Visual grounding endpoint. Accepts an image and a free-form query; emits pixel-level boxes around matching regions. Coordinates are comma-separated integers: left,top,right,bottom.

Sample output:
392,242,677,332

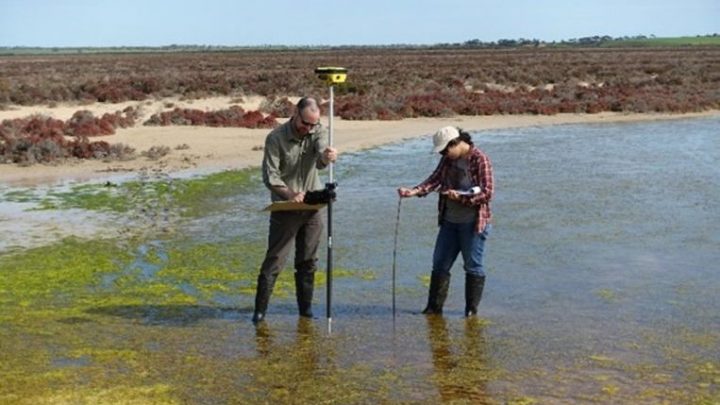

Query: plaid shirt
414,146,494,233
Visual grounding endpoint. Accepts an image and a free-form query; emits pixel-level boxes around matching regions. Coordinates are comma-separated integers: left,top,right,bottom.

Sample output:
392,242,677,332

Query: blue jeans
432,222,491,277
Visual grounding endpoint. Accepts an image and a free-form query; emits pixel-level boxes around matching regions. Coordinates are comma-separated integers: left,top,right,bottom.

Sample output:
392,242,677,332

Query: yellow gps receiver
314,67,347,84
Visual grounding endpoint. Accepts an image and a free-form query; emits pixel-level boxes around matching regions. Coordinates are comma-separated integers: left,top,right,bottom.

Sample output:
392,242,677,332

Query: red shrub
64,108,137,137
143,107,278,128
261,97,295,117
0,113,130,164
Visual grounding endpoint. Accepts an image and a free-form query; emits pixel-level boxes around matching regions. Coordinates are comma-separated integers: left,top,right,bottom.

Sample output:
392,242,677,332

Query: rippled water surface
1,117,719,403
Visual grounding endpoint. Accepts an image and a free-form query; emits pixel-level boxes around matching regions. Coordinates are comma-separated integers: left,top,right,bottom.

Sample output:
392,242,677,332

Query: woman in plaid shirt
398,126,494,316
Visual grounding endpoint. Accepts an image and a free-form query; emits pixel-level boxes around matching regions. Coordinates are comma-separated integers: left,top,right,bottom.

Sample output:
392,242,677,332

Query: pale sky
1,0,718,47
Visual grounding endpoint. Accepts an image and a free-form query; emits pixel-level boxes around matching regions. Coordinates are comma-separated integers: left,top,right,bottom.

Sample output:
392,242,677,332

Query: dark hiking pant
258,209,323,283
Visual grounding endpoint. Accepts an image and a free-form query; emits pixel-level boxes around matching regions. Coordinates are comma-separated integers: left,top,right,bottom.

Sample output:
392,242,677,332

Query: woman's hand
442,190,461,201
397,187,419,198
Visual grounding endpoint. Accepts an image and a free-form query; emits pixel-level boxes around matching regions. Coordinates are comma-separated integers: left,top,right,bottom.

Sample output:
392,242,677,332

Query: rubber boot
464,273,485,317
422,272,451,315
294,272,315,318
252,273,277,324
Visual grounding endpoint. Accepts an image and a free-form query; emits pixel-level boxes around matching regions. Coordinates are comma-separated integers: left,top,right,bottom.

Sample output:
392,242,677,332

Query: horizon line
3,33,719,50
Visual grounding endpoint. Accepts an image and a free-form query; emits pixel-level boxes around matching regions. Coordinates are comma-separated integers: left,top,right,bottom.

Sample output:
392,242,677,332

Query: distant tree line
1,34,719,55
440,34,720,49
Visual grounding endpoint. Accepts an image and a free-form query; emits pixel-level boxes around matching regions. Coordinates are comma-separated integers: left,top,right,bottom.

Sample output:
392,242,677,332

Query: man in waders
397,126,494,316
252,97,338,324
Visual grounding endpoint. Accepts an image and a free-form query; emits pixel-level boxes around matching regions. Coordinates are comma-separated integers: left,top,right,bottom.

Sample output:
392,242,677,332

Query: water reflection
253,318,322,379
254,321,274,358
426,316,491,403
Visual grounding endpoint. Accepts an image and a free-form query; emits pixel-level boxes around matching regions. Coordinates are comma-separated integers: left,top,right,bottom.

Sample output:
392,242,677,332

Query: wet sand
2,97,718,186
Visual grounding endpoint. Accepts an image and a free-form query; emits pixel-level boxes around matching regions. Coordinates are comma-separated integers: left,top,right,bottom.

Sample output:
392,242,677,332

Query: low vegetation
1,47,717,115
0,108,139,164
1,46,719,163
143,105,278,128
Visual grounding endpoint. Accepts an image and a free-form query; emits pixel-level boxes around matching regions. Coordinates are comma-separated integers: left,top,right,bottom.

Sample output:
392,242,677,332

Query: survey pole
314,67,347,334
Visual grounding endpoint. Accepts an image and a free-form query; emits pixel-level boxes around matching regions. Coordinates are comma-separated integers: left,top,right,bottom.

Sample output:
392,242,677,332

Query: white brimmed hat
432,126,460,153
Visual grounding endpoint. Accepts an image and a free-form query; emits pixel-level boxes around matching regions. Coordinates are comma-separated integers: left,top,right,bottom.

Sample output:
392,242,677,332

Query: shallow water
1,117,719,403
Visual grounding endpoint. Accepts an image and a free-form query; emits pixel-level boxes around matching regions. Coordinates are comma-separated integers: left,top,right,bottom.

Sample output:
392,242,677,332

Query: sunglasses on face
298,116,320,128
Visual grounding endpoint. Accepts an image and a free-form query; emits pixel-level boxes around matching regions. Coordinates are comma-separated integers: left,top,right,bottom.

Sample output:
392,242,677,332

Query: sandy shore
2,97,718,186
